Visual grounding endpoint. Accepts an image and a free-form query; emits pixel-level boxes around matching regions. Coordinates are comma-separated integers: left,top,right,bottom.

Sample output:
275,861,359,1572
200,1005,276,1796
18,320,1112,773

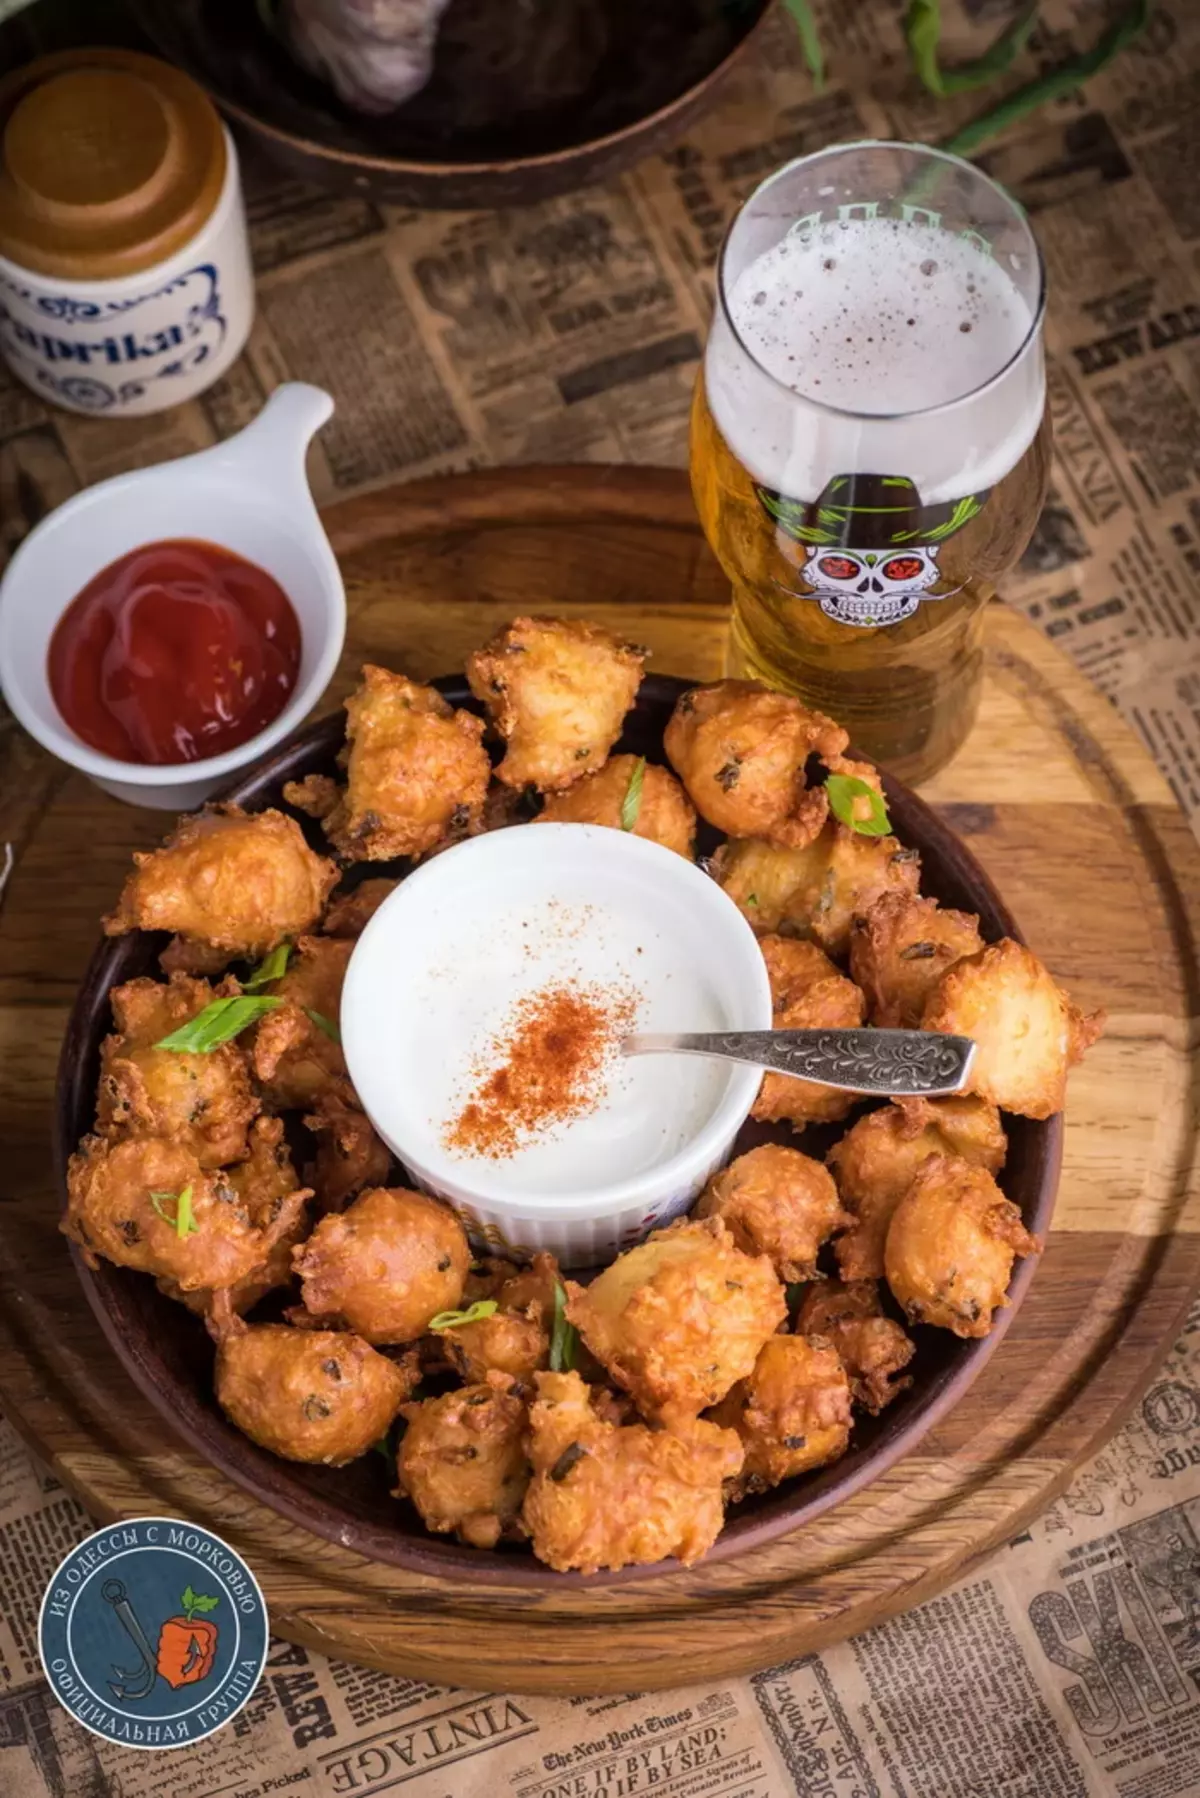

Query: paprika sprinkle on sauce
446,981,638,1160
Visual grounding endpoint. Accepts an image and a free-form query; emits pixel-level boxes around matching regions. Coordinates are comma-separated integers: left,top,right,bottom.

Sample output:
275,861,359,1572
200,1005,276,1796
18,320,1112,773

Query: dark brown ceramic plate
134,0,772,208
55,674,1061,1587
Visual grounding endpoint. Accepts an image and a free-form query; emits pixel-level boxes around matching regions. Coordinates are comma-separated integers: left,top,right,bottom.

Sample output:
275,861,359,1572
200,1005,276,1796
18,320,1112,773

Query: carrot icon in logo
156,1586,220,1688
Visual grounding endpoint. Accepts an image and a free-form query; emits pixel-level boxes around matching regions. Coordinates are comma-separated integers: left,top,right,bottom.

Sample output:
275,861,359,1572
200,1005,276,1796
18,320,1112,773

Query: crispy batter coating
97,974,258,1167
215,1323,413,1464
251,935,353,1111
849,891,984,1028
710,1335,852,1498
536,754,696,857
103,806,337,960
441,1252,559,1384
694,1143,851,1282
751,935,867,1127
664,680,847,848
522,1370,742,1573
303,1092,392,1214
321,878,399,938
884,1154,1040,1337
794,1279,915,1413
566,1216,785,1424
466,615,645,792
712,822,920,958
293,1186,469,1343
63,1130,310,1293
297,666,490,861
922,937,1105,1119
396,1373,529,1548
828,1094,1007,1281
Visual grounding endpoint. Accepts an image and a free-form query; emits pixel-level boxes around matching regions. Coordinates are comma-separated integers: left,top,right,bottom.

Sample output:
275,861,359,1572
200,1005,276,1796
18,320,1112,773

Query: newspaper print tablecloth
2,2,1199,1792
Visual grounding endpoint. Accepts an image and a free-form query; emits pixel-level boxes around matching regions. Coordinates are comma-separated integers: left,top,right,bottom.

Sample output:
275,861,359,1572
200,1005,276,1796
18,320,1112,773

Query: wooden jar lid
0,48,226,281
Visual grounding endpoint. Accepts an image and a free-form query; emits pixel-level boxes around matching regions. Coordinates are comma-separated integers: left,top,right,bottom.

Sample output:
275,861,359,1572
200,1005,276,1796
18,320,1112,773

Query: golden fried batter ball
694,1143,851,1282
536,754,696,857
884,1153,1040,1337
664,680,847,848
466,614,645,792
440,1252,559,1385
97,974,258,1168
849,891,984,1028
522,1370,742,1573
215,1323,414,1465
713,823,920,958
828,1094,1006,1281
566,1215,785,1424
63,1130,310,1293
251,935,353,1111
750,935,867,1127
922,937,1104,1120
794,1279,915,1413
103,805,337,962
292,666,490,861
303,1092,392,1214
293,1186,469,1343
321,878,398,938
396,1374,529,1548
709,1335,852,1498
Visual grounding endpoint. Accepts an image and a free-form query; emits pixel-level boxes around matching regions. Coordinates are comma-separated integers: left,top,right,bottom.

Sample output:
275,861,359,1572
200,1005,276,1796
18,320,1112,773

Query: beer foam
707,216,1043,504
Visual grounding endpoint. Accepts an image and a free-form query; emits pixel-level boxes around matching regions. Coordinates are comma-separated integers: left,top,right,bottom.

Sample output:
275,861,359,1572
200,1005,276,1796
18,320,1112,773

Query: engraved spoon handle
620,1028,976,1098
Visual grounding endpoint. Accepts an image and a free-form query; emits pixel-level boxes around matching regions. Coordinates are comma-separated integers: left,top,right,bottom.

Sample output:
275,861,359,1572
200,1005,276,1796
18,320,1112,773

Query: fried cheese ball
293,1186,469,1343
709,1334,852,1498
536,754,696,857
396,1374,529,1548
566,1216,785,1424
751,936,867,1127
63,1131,310,1293
289,666,490,860
466,614,645,791
794,1279,915,1413
251,934,353,1111
884,1154,1040,1337
103,806,337,961
664,680,847,848
303,1092,392,1214
713,822,921,958
828,1094,1007,1281
922,937,1104,1119
215,1323,414,1465
849,891,984,1028
320,877,398,938
97,974,258,1168
522,1370,742,1573
439,1252,559,1385
694,1143,851,1282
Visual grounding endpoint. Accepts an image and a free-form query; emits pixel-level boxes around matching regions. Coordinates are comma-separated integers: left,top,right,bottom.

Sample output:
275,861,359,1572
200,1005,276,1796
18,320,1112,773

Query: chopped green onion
150,1185,199,1239
155,995,283,1053
428,1300,499,1332
242,942,292,992
826,773,892,838
305,1007,341,1045
549,1281,580,1373
620,757,646,832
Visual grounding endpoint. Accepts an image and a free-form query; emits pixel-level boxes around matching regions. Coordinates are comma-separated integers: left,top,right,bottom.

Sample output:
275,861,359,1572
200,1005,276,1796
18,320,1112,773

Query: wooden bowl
55,674,1061,1587
133,0,772,208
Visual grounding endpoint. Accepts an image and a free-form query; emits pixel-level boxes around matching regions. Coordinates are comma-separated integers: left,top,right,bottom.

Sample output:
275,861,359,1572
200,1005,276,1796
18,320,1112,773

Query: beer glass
691,141,1049,783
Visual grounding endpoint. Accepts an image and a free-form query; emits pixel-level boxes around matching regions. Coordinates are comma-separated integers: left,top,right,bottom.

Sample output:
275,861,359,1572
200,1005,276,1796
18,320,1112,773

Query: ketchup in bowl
48,540,302,765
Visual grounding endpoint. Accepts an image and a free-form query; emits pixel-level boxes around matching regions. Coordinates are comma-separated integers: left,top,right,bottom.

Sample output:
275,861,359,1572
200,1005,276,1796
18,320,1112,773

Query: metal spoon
620,1027,976,1098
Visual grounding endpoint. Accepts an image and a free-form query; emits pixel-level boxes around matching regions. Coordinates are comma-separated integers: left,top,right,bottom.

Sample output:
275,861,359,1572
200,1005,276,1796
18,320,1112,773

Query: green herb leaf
905,0,1038,98
185,1591,219,1619
428,1300,499,1332
371,1433,393,1460
620,757,647,832
150,1186,199,1238
305,1007,341,1045
181,1584,196,1615
745,892,759,907
826,773,892,838
155,995,283,1053
243,942,292,992
549,1281,580,1373
782,0,825,90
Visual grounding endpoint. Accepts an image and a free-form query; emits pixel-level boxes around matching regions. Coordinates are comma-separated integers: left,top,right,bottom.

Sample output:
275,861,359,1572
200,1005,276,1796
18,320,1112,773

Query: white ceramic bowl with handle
341,823,773,1268
0,382,344,809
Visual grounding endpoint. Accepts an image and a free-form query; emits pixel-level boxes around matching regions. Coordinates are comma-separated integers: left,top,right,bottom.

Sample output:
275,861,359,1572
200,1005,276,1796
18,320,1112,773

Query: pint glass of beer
691,141,1049,782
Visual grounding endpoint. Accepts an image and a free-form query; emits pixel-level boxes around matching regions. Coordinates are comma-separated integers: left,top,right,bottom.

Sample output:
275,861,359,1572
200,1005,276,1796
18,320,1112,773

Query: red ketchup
48,539,302,765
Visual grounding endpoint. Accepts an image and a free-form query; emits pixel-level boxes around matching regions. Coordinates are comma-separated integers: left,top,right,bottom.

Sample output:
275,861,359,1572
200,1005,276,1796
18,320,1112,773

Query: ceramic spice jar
0,47,254,416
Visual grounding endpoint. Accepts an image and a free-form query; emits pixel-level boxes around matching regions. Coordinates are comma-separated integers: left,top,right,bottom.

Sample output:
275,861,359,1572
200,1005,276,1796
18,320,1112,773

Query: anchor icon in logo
101,1578,221,1699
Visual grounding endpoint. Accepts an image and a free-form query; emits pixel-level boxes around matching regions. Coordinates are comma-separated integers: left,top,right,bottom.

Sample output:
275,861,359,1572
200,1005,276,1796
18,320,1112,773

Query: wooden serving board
0,465,1196,1696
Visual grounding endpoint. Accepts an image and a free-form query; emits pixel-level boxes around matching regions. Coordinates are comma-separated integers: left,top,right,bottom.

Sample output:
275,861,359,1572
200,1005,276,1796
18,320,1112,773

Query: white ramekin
342,824,772,1268
0,382,345,809
0,126,253,418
